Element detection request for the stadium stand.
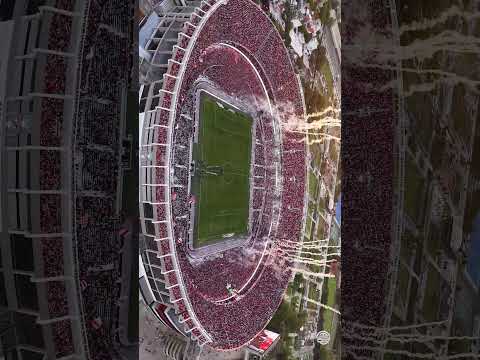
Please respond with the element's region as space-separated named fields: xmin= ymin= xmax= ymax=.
xmin=0 ymin=0 xmax=134 ymax=358
xmin=341 ymin=0 xmax=397 ymax=357
xmin=139 ymin=0 xmax=307 ymax=350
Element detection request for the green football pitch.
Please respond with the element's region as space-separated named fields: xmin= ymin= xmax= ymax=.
xmin=192 ymin=94 xmax=253 ymax=248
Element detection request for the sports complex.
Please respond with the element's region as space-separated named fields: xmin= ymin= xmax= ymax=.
xmin=139 ymin=0 xmax=307 ymax=350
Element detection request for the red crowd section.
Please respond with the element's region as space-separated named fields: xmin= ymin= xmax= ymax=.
xmin=149 ymin=0 xmax=306 ymax=349
xmin=36 ymin=0 xmax=133 ymax=358
xmin=341 ymin=0 xmax=396 ymax=357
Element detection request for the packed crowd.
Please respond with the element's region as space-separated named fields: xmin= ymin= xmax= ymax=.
xmin=34 ymin=6 xmax=76 ymax=356
xmin=162 ymin=46 xmax=275 ymax=301
xmin=50 ymin=320 xmax=75 ymax=358
xmin=40 ymin=150 xmax=62 ymax=190
xmin=41 ymin=237 xmax=65 ymax=277
xmin=51 ymin=0 xmax=131 ymax=357
xmin=48 ymin=13 xmax=73 ymax=52
xmin=81 ymin=149 xmax=119 ymax=192
xmin=40 ymin=97 xmax=64 ymax=147
xmin=341 ymin=0 xmax=396 ymax=355
xmin=79 ymin=99 xmax=121 ymax=147
xmin=82 ymin=271 xmax=122 ymax=359
xmin=47 ymin=281 xmax=70 ymax=318
xmin=18 ymin=0 xmax=132 ymax=358
xmin=40 ymin=194 xmax=63 ymax=234
xmin=44 ymin=55 xmax=67 ymax=94
xmin=143 ymin=0 xmax=306 ymax=348
xmin=85 ymin=28 xmax=130 ymax=100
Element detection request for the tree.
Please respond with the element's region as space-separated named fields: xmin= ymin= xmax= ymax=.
xmin=319 ymin=0 xmax=332 ymax=25
xmin=293 ymin=273 xmax=304 ymax=291
xmin=291 ymin=296 xmax=299 ymax=309
xmin=268 ymin=301 xmax=306 ymax=334
xmin=298 ymin=310 xmax=308 ymax=325
xmin=277 ymin=342 xmax=293 ymax=360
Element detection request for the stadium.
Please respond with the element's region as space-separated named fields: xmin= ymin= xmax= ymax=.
xmin=139 ymin=0 xmax=307 ymax=351
xmin=0 ymin=1 xmax=134 ymax=359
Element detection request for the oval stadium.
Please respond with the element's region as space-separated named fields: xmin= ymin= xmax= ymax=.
xmin=139 ymin=0 xmax=307 ymax=350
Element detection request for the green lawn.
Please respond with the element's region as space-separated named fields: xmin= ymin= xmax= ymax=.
xmin=305 ymin=217 xmax=313 ymax=239
xmin=404 ymin=155 xmax=425 ymax=224
xmin=430 ymin=133 xmax=445 ymax=170
xmin=320 ymin=278 xmax=337 ymax=333
xmin=316 ymin=217 xmax=327 ymax=239
xmin=322 ymin=310 xmax=333 ymax=333
xmin=309 ymin=171 xmax=319 ymax=198
xmin=326 ymin=278 xmax=337 ymax=308
xmin=422 ymin=265 xmax=441 ymax=321
xmin=192 ymin=95 xmax=252 ymax=248
xmin=308 ymin=283 xmax=319 ymax=309
xmin=308 ymin=199 xmax=318 ymax=216
xmin=320 ymin=58 xmax=334 ymax=100
xmin=427 ymin=223 xmax=445 ymax=261
xmin=396 ymin=264 xmax=410 ymax=299
xmin=451 ymin=83 xmax=471 ymax=146
xmin=400 ymin=231 xmax=415 ymax=262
